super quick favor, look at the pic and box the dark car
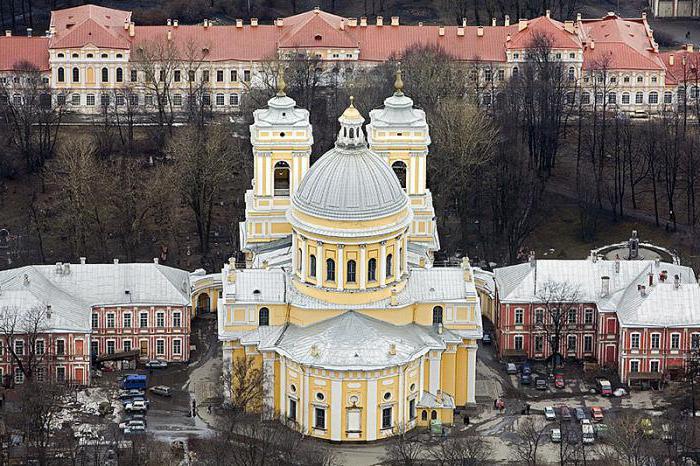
[521,373,532,385]
[145,360,168,369]
[575,407,586,421]
[522,363,533,375]
[536,379,547,390]
[482,334,492,345]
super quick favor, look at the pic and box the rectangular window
[568,308,577,324]
[631,333,640,349]
[36,367,45,382]
[140,313,148,328]
[584,335,593,353]
[230,70,238,81]
[56,367,65,382]
[107,341,115,354]
[123,313,132,328]
[244,70,251,82]
[123,340,132,352]
[156,339,165,355]
[650,360,660,372]
[230,94,240,106]
[106,313,115,328]
[56,340,65,356]
[567,335,576,352]
[535,335,543,353]
[173,94,183,106]
[314,407,325,429]
[635,92,644,104]
[116,94,125,106]
[173,339,181,355]
[630,360,639,373]
[173,312,182,328]
[57,94,66,106]
[35,340,44,355]
[514,335,523,351]
[14,340,24,356]
[289,398,297,422]
[381,406,392,430]
[651,333,660,350]
[100,94,110,107]
[664,92,673,104]
[71,94,81,106]
[86,94,96,106]
[129,94,139,106]
[217,70,224,82]
[14,367,24,385]
[347,408,361,431]
[92,313,99,328]
[216,93,225,106]
[130,69,138,82]
[584,309,594,325]
[202,94,211,106]
[671,333,680,350]
[535,309,544,325]
[145,94,154,106]
[514,309,523,325]
[202,70,210,82]
[156,312,165,327]
[484,69,492,81]
[622,93,630,104]
[497,69,505,81]
[409,398,416,419]
[174,70,181,82]
[189,70,195,82]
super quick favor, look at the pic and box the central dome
[292,145,408,221]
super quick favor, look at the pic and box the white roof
[417,390,455,409]
[252,94,311,128]
[251,311,461,370]
[367,91,430,132]
[617,282,700,328]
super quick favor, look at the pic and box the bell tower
[367,69,439,254]
[240,68,314,256]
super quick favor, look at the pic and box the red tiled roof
[660,50,700,85]
[507,16,581,50]
[131,25,279,61]
[279,10,357,49]
[49,4,131,49]
[580,14,664,71]
[0,36,49,71]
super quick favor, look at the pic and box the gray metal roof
[255,311,461,370]
[251,94,311,128]
[291,143,409,221]
[368,92,430,131]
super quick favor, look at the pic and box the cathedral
[217,70,483,442]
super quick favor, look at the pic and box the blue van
[121,374,147,390]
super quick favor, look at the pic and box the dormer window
[314,34,322,41]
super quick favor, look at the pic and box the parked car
[591,406,604,422]
[581,419,595,444]
[551,428,561,443]
[482,334,492,345]
[118,389,145,400]
[594,423,609,439]
[613,387,628,397]
[554,374,565,389]
[521,362,533,375]
[536,379,547,390]
[145,360,168,369]
[124,424,146,435]
[122,396,149,407]
[596,379,613,396]
[544,406,556,420]
[119,419,146,431]
[125,400,149,413]
[575,407,586,421]
[560,406,572,420]
[150,385,173,397]
[520,373,532,385]
[126,413,147,425]
[640,418,654,436]
[506,363,518,374]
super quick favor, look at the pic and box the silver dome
[292,144,408,221]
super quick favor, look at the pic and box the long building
[1,4,699,116]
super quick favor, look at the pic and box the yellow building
[219,73,483,442]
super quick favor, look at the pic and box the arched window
[101,67,109,83]
[274,161,290,196]
[297,248,302,272]
[512,66,519,77]
[386,254,393,278]
[116,67,123,82]
[649,91,659,104]
[259,307,269,326]
[581,92,590,105]
[309,255,316,277]
[431,410,437,420]
[57,67,65,82]
[326,258,335,281]
[346,260,356,283]
[72,67,80,82]
[349,128,355,138]
[421,410,428,421]
[635,92,644,104]
[608,92,617,104]
[432,306,443,325]
[392,161,407,189]
[368,258,377,282]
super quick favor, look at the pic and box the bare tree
[0,305,50,382]
[427,433,489,465]
[222,354,266,413]
[533,280,581,370]
[512,417,547,465]
[603,413,655,466]
[383,424,424,465]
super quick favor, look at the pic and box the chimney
[26,28,32,37]
[388,343,397,355]
[391,16,399,26]
[276,18,284,27]
[437,323,444,334]
[601,276,610,297]
[167,30,172,40]
[614,258,620,274]
[55,262,63,274]
[640,285,647,297]
[674,274,681,289]
[173,19,179,28]
[546,9,551,18]
[590,39,595,50]
[153,258,159,264]
[462,257,473,282]
[236,19,243,28]
[251,18,258,27]
[63,263,70,275]
[167,19,172,26]
[477,26,484,37]
[506,33,511,42]
[79,257,86,265]
[113,258,119,264]
[457,26,465,36]
[203,19,209,28]
[669,54,675,66]
[439,26,445,36]
[518,19,528,32]
[227,257,237,283]
[577,12,582,21]
[390,288,398,306]
[46,305,52,319]
[462,18,467,27]
[377,16,383,26]
[607,11,615,17]
[360,16,367,27]
[504,15,510,26]
[348,18,357,27]
[124,20,129,30]
[492,18,497,26]
[564,20,575,34]
[129,23,135,37]
[648,272,654,287]
[642,12,647,20]
[23,274,30,286]
[654,257,661,268]
[418,22,423,27]
[687,43,694,53]
[4,30,10,37]
[528,250,536,267]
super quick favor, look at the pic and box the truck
[121,374,147,390]
[596,379,612,396]
[581,419,595,444]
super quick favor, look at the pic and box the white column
[279,357,287,419]
[398,367,405,427]
[291,234,298,273]
[359,244,367,290]
[379,241,387,288]
[291,153,299,195]
[402,234,409,275]
[467,346,477,404]
[366,379,377,441]
[393,237,400,282]
[336,245,344,291]
[419,357,425,395]
[303,370,310,432]
[429,352,441,395]
[264,152,272,196]
[330,379,342,441]
[263,353,275,418]
[300,236,307,281]
[315,242,323,287]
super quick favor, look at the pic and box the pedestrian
[207,405,212,414]
[494,398,497,409]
